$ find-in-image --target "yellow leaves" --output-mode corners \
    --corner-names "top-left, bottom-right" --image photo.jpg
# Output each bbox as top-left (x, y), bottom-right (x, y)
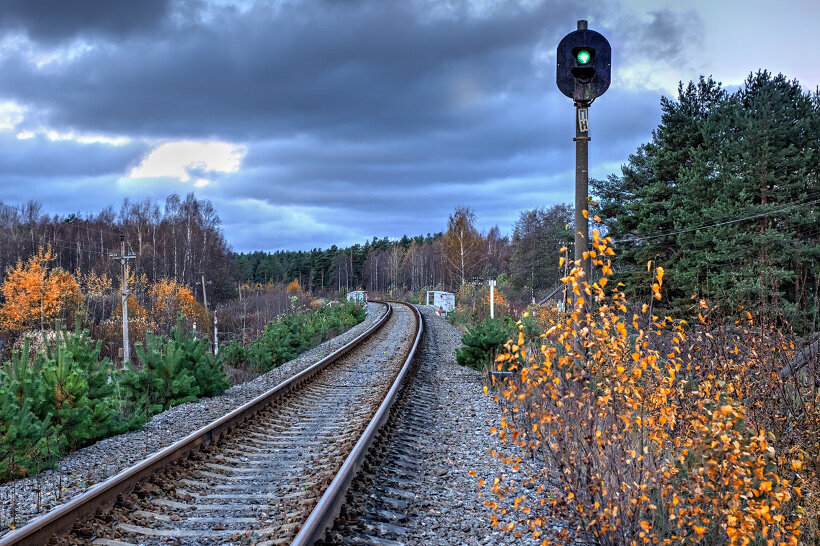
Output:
top-left (286, 278), bottom-right (301, 294)
top-left (582, 209), bottom-right (589, 219)
top-left (593, 215), bottom-right (602, 222)
top-left (478, 236), bottom-right (807, 546)
top-left (150, 278), bottom-right (208, 331)
top-left (0, 246), bottom-right (81, 332)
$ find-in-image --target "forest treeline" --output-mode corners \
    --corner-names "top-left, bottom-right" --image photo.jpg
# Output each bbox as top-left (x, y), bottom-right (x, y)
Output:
top-left (239, 71), bottom-right (819, 333)
top-left (0, 193), bottom-right (237, 303)
top-left (235, 204), bottom-right (575, 306)
top-left (0, 193), bottom-right (237, 354)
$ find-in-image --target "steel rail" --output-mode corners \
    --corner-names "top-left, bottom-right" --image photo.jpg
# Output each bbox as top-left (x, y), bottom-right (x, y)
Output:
top-left (0, 302), bottom-right (392, 546)
top-left (292, 302), bottom-right (423, 545)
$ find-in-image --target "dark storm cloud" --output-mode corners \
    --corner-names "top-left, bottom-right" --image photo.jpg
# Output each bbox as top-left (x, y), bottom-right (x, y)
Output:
top-left (0, 0), bottom-right (700, 251)
top-left (0, 133), bottom-right (147, 179)
top-left (617, 9), bottom-right (703, 69)
top-left (0, 0), bottom-right (173, 42)
top-left (0, 0), bottom-right (575, 140)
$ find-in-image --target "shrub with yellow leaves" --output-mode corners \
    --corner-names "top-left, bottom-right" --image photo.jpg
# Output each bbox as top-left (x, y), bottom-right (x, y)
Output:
top-left (482, 228), bottom-right (806, 545)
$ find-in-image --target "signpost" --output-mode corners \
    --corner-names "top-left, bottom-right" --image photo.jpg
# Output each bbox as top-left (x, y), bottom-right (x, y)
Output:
top-left (489, 279), bottom-right (497, 319)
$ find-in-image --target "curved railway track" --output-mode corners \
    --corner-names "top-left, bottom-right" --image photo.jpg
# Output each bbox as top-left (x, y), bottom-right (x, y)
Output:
top-left (0, 301), bottom-right (422, 546)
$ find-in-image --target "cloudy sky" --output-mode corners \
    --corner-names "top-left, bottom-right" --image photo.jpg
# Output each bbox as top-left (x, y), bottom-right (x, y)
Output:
top-left (0, 0), bottom-right (817, 252)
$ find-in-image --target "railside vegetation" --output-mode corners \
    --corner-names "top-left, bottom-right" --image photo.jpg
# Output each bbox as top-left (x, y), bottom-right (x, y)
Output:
top-left (480, 232), bottom-right (815, 545)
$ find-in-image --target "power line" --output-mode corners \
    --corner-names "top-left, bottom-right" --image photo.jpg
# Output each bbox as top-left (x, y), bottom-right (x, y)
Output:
top-left (613, 196), bottom-right (820, 245)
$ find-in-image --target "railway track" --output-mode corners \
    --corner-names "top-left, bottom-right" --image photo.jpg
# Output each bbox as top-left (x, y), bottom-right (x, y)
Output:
top-left (0, 301), bottom-right (422, 546)
top-left (323, 308), bottom-right (439, 545)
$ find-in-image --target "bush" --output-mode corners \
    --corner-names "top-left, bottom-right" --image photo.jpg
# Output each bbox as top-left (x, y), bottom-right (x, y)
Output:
top-left (456, 317), bottom-right (510, 371)
top-left (0, 327), bottom-right (141, 482)
top-left (124, 316), bottom-right (229, 416)
top-left (482, 232), bottom-right (807, 545)
top-left (242, 300), bottom-right (365, 373)
top-left (0, 341), bottom-right (56, 480)
top-left (218, 339), bottom-right (246, 368)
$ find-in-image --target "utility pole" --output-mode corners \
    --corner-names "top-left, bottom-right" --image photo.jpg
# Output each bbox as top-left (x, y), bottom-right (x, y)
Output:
top-left (109, 235), bottom-right (136, 363)
top-left (196, 274), bottom-right (212, 312)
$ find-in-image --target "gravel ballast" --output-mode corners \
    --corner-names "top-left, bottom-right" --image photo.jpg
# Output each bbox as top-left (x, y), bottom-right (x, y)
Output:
top-left (0, 303), bottom-right (570, 544)
top-left (336, 306), bottom-right (559, 544)
top-left (0, 303), bottom-right (384, 537)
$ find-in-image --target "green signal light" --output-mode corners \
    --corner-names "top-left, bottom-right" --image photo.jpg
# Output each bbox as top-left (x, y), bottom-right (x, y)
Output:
top-left (576, 49), bottom-right (591, 64)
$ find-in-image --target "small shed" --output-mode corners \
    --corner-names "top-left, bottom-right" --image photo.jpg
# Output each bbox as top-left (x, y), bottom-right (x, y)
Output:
top-left (426, 291), bottom-right (455, 313)
top-left (347, 290), bottom-right (368, 304)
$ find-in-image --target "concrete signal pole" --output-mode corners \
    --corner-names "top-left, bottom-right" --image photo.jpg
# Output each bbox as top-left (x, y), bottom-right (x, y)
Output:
top-left (109, 235), bottom-right (136, 363)
top-left (557, 19), bottom-right (611, 353)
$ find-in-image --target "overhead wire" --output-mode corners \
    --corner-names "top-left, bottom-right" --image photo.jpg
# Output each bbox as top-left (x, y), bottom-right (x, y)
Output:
top-left (612, 194), bottom-right (820, 245)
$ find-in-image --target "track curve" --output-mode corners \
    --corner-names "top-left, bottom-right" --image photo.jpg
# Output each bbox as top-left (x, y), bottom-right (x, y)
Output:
top-left (0, 302), bottom-right (422, 546)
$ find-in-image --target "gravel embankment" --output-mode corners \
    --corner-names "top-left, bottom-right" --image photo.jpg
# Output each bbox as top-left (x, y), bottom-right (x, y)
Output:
top-left (0, 303), bottom-right (384, 537)
top-left (329, 307), bottom-right (566, 545)
top-left (398, 307), bottom-right (556, 544)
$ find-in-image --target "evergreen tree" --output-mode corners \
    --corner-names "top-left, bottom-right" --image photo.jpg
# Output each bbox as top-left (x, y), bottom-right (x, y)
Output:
top-left (168, 316), bottom-right (229, 398)
top-left (509, 205), bottom-right (573, 300)
top-left (125, 331), bottom-right (199, 416)
top-left (594, 72), bottom-right (819, 330)
top-left (0, 343), bottom-right (55, 480)
top-left (594, 76), bottom-right (726, 304)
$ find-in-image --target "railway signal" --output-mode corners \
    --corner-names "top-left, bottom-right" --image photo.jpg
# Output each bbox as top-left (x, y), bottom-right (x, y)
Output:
top-left (556, 20), bottom-right (610, 349)
top-left (556, 21), bottom-right (611, 103)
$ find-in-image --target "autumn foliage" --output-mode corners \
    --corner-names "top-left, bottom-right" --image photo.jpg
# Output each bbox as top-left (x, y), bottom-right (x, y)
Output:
top-left (482, 229), bottom-right (810, 545)
top-left (149, 278), bottom-right (208, 333)
top-left (286, 278), bottom-right (302, 294)
top-left (0, 247), bottom-right (80, 333)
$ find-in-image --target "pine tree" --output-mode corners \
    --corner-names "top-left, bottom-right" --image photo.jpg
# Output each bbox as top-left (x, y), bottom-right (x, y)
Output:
top-left (168, 316), bottom-right (229, 398)
top-left (594, 72), bottom-right (819, 331)
top-left (594, 76), bottom-right (726, 305)
top-left (125, 331), bottom-right (199, 416)
top-left (0, 342), bottom-right (56, 481)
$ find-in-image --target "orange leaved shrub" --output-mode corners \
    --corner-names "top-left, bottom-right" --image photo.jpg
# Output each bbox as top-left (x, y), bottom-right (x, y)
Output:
top-left (483, 229), bottom-right (809, 545)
